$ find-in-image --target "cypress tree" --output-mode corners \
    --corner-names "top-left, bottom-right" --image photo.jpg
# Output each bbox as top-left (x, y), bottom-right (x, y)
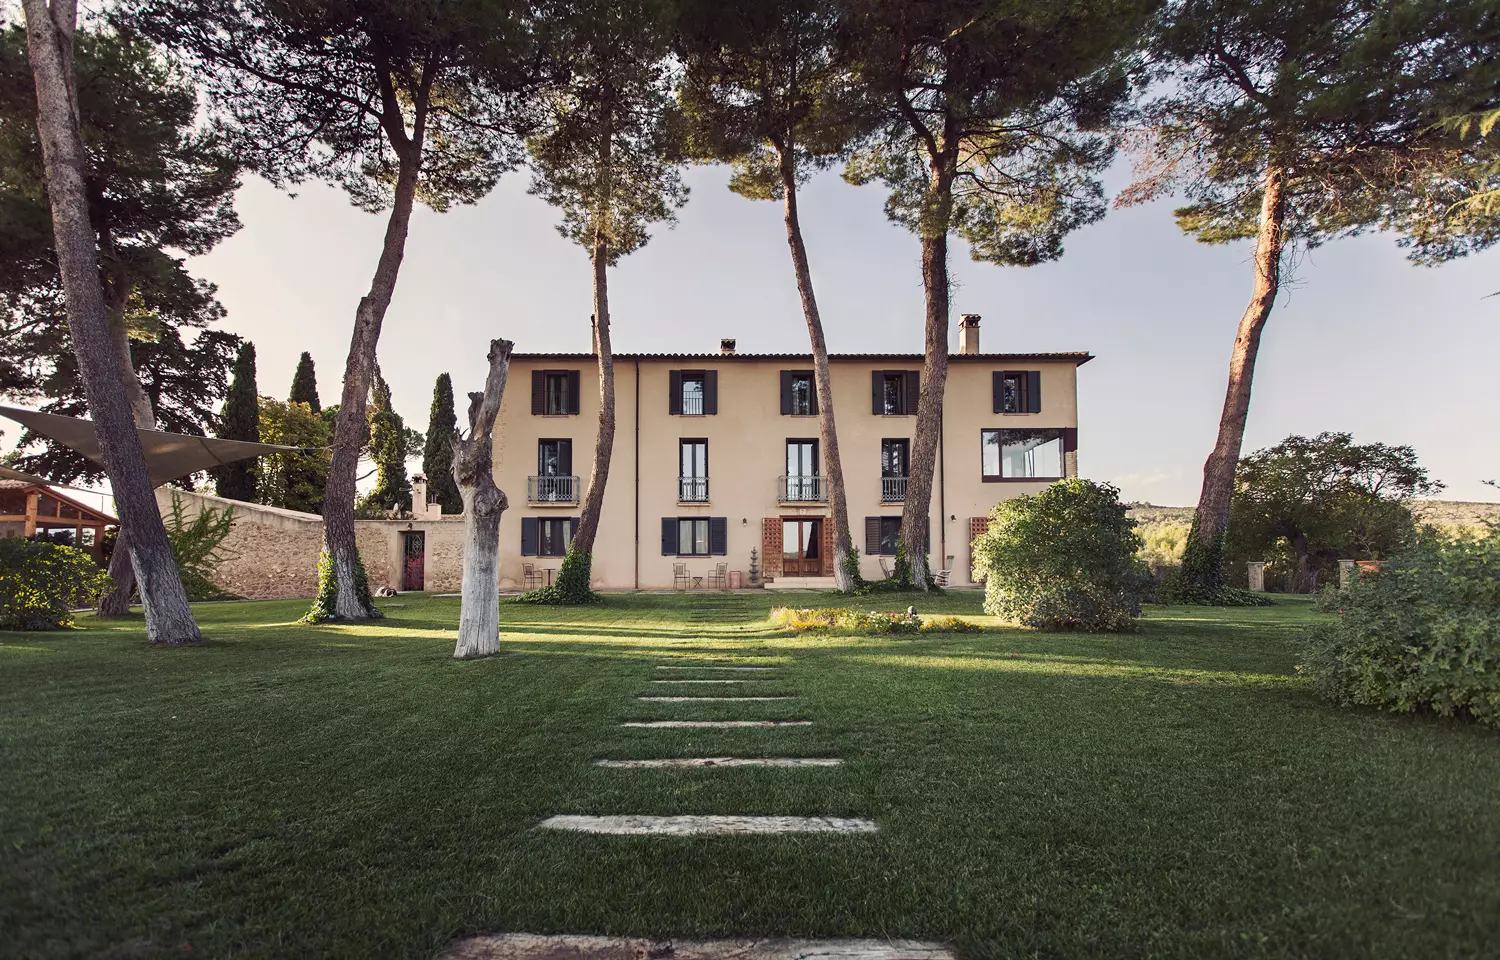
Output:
top-left (289, 351), bottom-right (320, 412)
top-left (422, 373), bottom-right (462, 514)
top-left (214, 341), bottom-right (259, 501)
top-left (366, 365), bottom-right (411, 513)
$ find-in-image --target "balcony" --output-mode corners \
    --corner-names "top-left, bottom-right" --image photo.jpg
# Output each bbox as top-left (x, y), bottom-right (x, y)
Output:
top-left (679, 476), bottom-right (709, 503)
top-left (527, 475), bottom-right (579, 504)
top-left (881, 476), bottom-right (908, 503)
top-left (778, 474), bottom-right (828, 504)
top-left (680, 393), bottom-right (704, 416)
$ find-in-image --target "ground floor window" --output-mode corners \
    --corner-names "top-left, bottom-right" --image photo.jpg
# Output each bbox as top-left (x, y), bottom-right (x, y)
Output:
top-left (661, 517), bottom-right (728, 556)
top-left (521, 516), bottom-right (575, 557)
top-left (863, 516), bottom-right (930, 556)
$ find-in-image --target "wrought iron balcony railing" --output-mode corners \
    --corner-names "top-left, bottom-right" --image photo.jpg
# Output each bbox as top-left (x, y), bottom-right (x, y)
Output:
top-left (778, 474), bottom-right (828, 503)
top-left (881, 476), bottom-right (908, 503)
top-left (527, 475), bottom-right (579, 504)
top-left (679, 476), bottom-right (709, 502)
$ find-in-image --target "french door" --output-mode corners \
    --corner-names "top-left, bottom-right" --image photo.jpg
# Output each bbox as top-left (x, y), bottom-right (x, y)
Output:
top-left (785, 439), bottom-right (820, 502)
top-left (782, 518), bottom-right (823, 577)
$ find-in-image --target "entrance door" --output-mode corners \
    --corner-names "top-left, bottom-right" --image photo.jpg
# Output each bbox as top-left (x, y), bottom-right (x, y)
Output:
top-left (781, 518), bottom-right (823, 576)
top-left (401, 531), bottom-right (425, 591)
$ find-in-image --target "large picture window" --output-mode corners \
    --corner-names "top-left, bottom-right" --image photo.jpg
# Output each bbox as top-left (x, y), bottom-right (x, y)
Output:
top-left (982, 429), bottom-right (1065, 480)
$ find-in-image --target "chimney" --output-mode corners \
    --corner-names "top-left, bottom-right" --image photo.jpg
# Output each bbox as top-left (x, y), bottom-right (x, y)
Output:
top-left (958, 314), bottom-right (981, 355)
top-left (720, 338), bottom-right (737, 355)
top-left (411, 475), bottom-right (430, 516)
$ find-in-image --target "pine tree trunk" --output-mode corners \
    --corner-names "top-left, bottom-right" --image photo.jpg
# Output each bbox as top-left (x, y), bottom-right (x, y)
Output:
top-left (453, 339), bottom-right (512, 659)
top-left (98, 289), bottom-right (157, 616)
top-left (23, 0), bottom-right (199, 644)
top-left (779, 150), bottom-right (853, 591)
top-left (901, 165), bottom-right (956, 591)
top-left (1186, 158), bottom-right (1288, 587)
top-left (317, 156), bottom-right (421, 620)
top-left (570, 231), bottom-right (614, 562)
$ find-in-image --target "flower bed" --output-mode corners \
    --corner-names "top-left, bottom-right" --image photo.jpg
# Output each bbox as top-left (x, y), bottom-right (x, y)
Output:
top-left (771, 607), bottom-right (981, 636)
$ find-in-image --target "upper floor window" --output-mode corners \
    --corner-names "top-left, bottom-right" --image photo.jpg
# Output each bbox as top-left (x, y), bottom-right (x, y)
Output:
top-left (982, 428), bottom-right (1070, 481)
top-left (994, 370), bottom-right (1042, 414)
top-left (669, 370), bottom-right (718, 416)
top-left (531, 370), bottom-right (580, 416)
top-left (881, 439), bottom-right (909, 478)
top-left (871, 370), bottom-right (920, 416)
top-left (780, 370), bottom-right (817, 416)
top-left (680, 440), bottom-right (708, 502)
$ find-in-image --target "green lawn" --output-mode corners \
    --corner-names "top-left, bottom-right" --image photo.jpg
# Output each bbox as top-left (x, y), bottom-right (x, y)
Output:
top-left (2, 592), bottom-right (1497, 959)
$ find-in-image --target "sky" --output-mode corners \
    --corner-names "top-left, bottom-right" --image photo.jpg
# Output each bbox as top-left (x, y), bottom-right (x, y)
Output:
top-left (176, 159), bottom-right (1500, 506)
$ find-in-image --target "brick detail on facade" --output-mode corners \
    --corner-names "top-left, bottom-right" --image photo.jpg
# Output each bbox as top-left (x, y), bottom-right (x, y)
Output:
top-left (762, 517), bottom-right (782, 578)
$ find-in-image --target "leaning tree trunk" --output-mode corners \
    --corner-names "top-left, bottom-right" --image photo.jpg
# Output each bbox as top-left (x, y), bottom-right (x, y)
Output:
top-left (560, 228), bottom-right (615, 595)
top-left (316, 155), bottom-right (422, 621)
top-left (779, 150), bottom-right (853, 591)
top-left (23, 0), bottom-right (199, 644)
top-left (1185, 158), bottom-right (1287, 591)
top-left (98, 298), bottom-right (157, 616)
top-left (901, 165), bottom-right (956, 591)
top-left (453, 338), bottom-right (513, 659)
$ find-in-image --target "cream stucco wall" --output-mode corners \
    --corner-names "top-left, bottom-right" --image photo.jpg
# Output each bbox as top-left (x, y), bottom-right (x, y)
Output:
top-left (493, 354), bottom-right (1085, 590)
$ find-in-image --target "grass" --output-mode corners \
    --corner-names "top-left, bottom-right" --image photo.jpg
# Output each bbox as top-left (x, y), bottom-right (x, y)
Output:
top-left (2, 591), bottom-right (1497, 959)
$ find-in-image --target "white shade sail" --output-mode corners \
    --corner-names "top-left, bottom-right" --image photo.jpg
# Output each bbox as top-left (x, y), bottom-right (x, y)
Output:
top-left (0, 405), bottom-right (313, 488)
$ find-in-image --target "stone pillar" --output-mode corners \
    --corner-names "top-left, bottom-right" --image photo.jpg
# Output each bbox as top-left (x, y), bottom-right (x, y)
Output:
top-left (1338, 560), bottom-right (1356, 590)
top-left (1246, 562), bottom-right (1265, 593)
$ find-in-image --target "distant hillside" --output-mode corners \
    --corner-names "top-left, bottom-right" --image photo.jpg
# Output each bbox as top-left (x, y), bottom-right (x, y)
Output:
top-left (1127, 500), bottom-right (1500, 531)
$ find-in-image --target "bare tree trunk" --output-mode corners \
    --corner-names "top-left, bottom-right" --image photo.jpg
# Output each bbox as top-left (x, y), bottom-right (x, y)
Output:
top-left (778, 149), bottom-right (853, 591)
top-left (571, 231), bottom-right (614, 559)
top-left (1186, 158), bottom-right (1287, 588)
top-left (453, 339), bottom-right (513, 659)
top-left (98, 299), bottom-right (155, 616)
top-left (23, 0), bottom-right (199, 644)
top-left (317, 156), bottom-right (421, 620)
top-left (901, 165), bottom-right (956, 591)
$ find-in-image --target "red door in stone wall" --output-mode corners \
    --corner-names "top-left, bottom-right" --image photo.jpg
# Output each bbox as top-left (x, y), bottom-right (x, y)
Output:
top-left (401, 531), bottom-right (425, 591)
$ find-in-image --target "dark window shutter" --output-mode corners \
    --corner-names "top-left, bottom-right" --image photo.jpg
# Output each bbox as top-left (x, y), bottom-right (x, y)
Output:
top-left (992, 372), bottom-right (1004, 414)
top-left (569, 517), bottom-right (579, 539)
top-left (661, 518), bottom-right (677, 555)
top-left (568, 370), bottom-right (582, 414)
top-left (780, 371), bottom-right (792, 415)
top-left (865, 516), bottom-right (881, 555)
top-left (905, 371), bottom-right (921, 414)
top-left (807, 374), bottom-right (819, 416)
top-left (531, 370), bottom-right (544, 415)
top-left (558, 439), bottom-right (572, 475)
top-left (871, 371), bottom-right (883, 414)
top-left (669, 371), bottom-right (682, 415)
top-left (521, 517), bottom-right (538, 556)
top-left (1062, 428), bottom-right (1078, 453)
top-left (1027, 371), bottom-right (1042, 413)
top-left (703, 370), bottom-right (718, 415)
top-left (709, 517), bottom-right (728, 555)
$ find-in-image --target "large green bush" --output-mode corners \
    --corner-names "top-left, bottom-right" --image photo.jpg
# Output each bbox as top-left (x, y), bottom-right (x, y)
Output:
top-left (972, 479), bottom-right (1147, 632)
top-left (0, 539), bottom-right (112, 630)
top-left (1300, 529), bottom-right (1500, 727)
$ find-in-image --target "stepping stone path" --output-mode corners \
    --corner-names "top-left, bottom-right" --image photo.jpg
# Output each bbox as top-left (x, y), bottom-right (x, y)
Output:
top-left (502, 652), bottom-right (947, 955)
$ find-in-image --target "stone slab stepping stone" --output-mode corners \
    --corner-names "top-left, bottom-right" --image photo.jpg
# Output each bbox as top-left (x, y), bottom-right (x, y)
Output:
top-left (649, 679), bottom-right (756, 684)
top-left (595, 757), bottom-right (841, 768)
top-left (656, 665), bottom-right (778, 671)
top-left (537, 814), bottom-right (877, 835)
top-left (637, 696), bottom-right (794, 702)
top-left (442, 933), bottom-right (953, 959)
top-left (622, 720), bottom-right (812, 728)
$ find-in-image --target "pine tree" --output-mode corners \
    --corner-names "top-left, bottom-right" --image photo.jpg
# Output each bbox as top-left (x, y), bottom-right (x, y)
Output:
top-left (422, 373), bottom-right (462, 514)
top-left (214, 341), bottom-right (259, 501)
top-left (289, 351), bottom-right (320, 412)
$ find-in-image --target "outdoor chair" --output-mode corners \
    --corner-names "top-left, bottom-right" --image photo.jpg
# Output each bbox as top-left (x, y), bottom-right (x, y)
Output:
top-left (933, 569), bottom-right (951, 588)
top-left (522, 563), bottom-right (543, 590)
top-left (707, 562), bottom-right (728, 590)
top-left (673, 562), bottom-right (691, 591)
top-left (878, 557), bottom-right (892, 579)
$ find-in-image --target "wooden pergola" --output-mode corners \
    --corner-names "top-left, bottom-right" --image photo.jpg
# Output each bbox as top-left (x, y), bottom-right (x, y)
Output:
top-left (0, 479), bottom-right (116, 560)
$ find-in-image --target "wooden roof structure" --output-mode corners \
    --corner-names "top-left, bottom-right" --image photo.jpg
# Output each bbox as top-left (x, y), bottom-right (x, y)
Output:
top-left (0, 479), bottom-right (116, 557)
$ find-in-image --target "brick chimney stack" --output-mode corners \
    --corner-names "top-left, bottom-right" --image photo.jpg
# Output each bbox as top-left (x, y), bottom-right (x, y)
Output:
top-left (959, 314), bottom-right (981, 354)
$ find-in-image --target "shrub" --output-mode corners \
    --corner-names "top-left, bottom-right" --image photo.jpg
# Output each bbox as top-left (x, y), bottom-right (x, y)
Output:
top-left (162, 494), bottom-right (240, 601)
top-left (1300, 529), bottom-right (1500, 727)
top-left (514, 547), bottom-right (602, 605)
top-left (972, 479), bottom-right (1148, 632)
top-left (770, 606), bottom-right (980, 636)
top-left (0, 539), bottom-right (111, 630)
